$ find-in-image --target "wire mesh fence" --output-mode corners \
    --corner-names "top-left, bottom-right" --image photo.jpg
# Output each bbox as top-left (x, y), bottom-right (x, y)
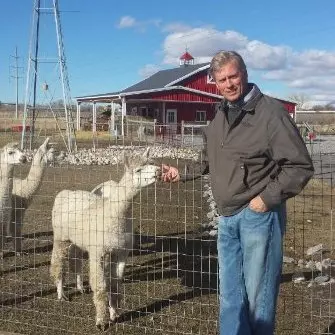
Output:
top-left (0, 121), bottom-right (333, 334)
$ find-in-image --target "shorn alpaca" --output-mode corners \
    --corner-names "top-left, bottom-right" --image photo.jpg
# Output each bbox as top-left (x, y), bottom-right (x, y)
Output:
top-left (0, 142), bottom-right (27, 258)
top-left (58, 147), bottom-right (153, 295)
top-left (9, 137), bottom-right (55, 254)
top-left (50, 148), bottom-right (160, 329)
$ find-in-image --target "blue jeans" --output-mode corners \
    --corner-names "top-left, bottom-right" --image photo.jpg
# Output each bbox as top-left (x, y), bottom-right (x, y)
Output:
top-left (217, 204), bottom-right (286, 335)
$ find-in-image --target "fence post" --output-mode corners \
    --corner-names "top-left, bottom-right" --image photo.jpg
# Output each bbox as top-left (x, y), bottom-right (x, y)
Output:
top-left (139, 119), bottom-right (143, 141)
top-left (153, 119), bottom-right (156, 143)
top-left (123, 117), bottom-right (129, 136)
top-left (181, 120), bottom-right (184, 146)
top-left (110, 106), bottom-right (115, 137)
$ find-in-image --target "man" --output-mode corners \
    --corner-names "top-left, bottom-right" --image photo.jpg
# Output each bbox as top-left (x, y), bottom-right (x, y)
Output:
top-left (162, 50), bottom-right (314, 335)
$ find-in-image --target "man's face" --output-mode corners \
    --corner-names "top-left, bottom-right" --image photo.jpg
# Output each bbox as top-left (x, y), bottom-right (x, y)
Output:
top-left (213, 60), bottom-right (247, 102)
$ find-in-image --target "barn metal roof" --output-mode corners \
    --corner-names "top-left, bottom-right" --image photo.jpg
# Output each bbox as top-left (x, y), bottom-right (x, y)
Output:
top-left (76, 63), bottom-right (209, 100)
top-left (122, 63), bottom-right (208, 92)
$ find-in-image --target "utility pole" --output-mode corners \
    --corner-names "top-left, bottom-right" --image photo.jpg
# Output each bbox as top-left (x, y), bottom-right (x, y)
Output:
top-left (21, 0), bottom-right (77, 152)
top-left (10, 47), bottom-right (23, 119)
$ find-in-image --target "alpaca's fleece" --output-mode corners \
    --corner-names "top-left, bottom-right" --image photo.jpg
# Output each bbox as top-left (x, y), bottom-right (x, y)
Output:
top-left (50, 147), bottom-right (160, 329)
top-left (9, 137), bottom-right (54, 254)
top-left (0, 142), bottom-right (26, 257)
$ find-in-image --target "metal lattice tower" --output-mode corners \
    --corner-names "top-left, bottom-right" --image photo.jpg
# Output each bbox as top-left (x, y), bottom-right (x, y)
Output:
top-left (21, 0), bottom-right (77, 152)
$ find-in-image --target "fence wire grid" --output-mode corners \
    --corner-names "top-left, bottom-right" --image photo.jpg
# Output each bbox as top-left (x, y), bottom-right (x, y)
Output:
top-left (0, 122), bottom-right (333, 335)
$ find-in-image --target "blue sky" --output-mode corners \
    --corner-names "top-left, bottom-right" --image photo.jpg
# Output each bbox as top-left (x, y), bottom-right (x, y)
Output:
top-left (1, 0), bottom-right (335, 107)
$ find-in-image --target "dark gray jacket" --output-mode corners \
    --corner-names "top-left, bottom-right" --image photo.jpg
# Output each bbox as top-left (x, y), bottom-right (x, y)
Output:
top-left (183, 85), bottom-right (314, 216)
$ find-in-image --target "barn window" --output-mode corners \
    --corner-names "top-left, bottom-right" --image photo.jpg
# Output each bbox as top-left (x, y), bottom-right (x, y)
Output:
top-left (196, 110), bottom-right (206, 122)
top-left (147, 107), bottom-right (154, 118)
top-left (139, 106), bottom-right (148, 117)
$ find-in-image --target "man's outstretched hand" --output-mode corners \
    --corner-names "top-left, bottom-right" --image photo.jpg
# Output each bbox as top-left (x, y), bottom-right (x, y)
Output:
top-left (161, 164), bottom-right (180, 182)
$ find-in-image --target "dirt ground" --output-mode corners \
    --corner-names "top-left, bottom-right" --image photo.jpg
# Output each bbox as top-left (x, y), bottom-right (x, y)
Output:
top-left (0, 133), bottom-right (333, 335)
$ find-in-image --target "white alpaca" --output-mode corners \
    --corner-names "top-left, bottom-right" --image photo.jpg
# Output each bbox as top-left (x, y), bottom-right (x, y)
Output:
top-left (50, 148), bottom-right (160, 329)
top-left (71, 147), bottom-right (153, 293)
top-left (0, 142), bottom-right (27, 258)
top-left (9, 137), bottom-right (55, 254)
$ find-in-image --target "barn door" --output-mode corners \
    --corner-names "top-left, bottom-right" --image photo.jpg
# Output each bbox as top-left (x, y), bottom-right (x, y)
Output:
top-left (166, 109), bottom-right (177, 135)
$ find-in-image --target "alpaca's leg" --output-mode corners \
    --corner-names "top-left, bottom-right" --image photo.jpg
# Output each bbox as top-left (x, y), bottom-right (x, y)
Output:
top-left (89, 254), bottom-right (109, 330)
top-left (116, 251), bottom-right (128, 278)
top-left (105, 253), bottom-right (119, 322)
top-left (106, 250), bottom-right (129, 322)
top-left (13, 221), bottom-right (23, 256)
top-left (68, 244), bottom-right (85, 293)
top-left (0, 209), bottom-right (11, 259)
top-left (50, 239), bottom-right (70, 300)
top-left (11, 202), bottom-right (25, 255)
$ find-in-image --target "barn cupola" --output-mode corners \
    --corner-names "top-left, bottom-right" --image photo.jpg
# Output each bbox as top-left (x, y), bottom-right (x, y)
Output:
top-left (179, 50), bottom-right (194, 67)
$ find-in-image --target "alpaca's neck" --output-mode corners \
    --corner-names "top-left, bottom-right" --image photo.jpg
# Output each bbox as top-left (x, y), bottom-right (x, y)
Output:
top-left (104, 173), bottom-right (139, 213)
top-left (0, 164), bottom-right (14, 203)
top-left (13, 154), bottom-right (47, 199)
top-left (116, 173), bottom-right (139, 202)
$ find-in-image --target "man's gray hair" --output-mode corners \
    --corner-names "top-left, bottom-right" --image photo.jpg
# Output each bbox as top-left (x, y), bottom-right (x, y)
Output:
top-left (208, 50), bottom-right (247, 79)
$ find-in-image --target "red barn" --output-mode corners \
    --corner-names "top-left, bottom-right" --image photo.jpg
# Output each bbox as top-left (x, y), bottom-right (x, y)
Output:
top-left (75, 52), bottom-right (296, 131)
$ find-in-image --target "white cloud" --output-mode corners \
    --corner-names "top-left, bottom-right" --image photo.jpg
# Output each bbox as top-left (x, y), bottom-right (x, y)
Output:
top-left (241, 41), bottom-right (289, 70)
top-left (138, 64), bottom-right (161, 78)
top-left (116, 15), bottom-right (161, 31)
top-left (117, 16), bottom-right (136, 29)
top-left (162, 27), bottom-right (248, 65)
top-left (292, 50), bottom-right (335, 69)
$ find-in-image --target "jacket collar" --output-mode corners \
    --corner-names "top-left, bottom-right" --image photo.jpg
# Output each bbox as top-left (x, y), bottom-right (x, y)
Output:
top-left (242, 84), bottom-right (263, 112)
top-left (218, 83), bottom-right (263, 113)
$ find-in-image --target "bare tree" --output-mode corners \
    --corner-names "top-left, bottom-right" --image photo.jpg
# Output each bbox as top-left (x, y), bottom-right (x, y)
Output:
top-left (287, 93), bottom-right (311, 110)
top-left (312, 103), bottom-right (335, 111)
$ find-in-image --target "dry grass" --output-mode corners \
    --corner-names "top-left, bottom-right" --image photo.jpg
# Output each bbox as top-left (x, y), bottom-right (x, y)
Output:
top-left (0, 134), bottom-right (333, 334)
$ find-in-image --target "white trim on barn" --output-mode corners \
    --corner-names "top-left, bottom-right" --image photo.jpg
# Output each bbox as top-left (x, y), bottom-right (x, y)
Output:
top-left (76, 101), bottom-right (81, 130)
top-left (121, 97), bottom-right (126, 136)
top-left (76, 94), bottom-right (121, 102)
top-left (92, 102), bottom-right (97, 133)
top-left (296, 110), bottom-right (335, 113)
top-left (119, 85), bottom-right (222, 99)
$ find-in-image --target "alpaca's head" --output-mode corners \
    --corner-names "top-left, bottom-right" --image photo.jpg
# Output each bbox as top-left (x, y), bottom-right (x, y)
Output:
top-left (33, 137), bottom-right (55, 165)
top-left (0, 142), bottom-right (27, 166)
top-left (123, 147), bottom-right (161, 189)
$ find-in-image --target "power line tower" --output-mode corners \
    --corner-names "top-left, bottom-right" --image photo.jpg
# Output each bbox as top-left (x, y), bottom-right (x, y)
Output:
top-left (21, 0), bottom-right (77, 152)
top-left (10, 47), bottom-right (23, 119)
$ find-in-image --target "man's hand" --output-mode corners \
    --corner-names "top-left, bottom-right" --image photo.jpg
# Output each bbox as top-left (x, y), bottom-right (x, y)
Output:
top-left (249, 195), bottom-right (268, 213)
top-left (161, 164), bottom-right (180, 183)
